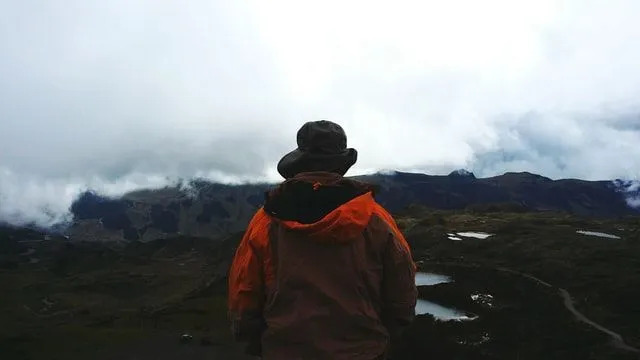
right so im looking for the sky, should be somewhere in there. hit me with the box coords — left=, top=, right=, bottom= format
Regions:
left=1, top=0, right=640, bottom=226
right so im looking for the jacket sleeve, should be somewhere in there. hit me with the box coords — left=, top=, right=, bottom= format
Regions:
left=377, top=208, right=417, bottom=358
left=228, top=210, right=270, bottom=350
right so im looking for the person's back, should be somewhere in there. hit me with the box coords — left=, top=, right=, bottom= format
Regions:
left=228, top=121, right=417, bottom=359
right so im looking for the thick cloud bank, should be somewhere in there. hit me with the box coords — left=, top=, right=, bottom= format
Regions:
left=1, top=0, right=640, bottom=226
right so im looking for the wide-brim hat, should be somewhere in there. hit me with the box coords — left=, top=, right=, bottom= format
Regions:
left=277, top=120, right=358, bottom=179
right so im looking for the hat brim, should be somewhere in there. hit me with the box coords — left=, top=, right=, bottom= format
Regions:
left=277, top=148, right=358, bottom=179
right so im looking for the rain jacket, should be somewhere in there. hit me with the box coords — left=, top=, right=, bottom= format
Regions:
left=228, top=172, right=417, bottom=360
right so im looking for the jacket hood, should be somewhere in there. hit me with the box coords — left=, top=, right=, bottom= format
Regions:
left=263, top=172, right=376, bottom=243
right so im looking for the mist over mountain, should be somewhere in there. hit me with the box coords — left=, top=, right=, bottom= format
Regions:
left=614, top=179, right=640, bottom=208
left=56, top=171, right=639, bottom=243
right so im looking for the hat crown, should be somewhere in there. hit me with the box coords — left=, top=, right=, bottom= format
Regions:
left=297, top=120, right=347, bottom=154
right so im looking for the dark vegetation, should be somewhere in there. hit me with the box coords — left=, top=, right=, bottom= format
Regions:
left=405, top=269, right=608, bottom=360
left=2, top=206, right=639, bottom=359
left=150, top=206, right=179, bottom=233
left=0, top=227, right=247, bottom=359
left=396, top=207, right=640, bottom=359
left=196, top=201, right=230, bottom=223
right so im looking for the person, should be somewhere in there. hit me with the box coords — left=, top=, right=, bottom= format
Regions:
left=228, top=120, right=417, bottom=359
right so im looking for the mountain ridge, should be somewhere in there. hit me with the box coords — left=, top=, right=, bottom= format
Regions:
left=63, top=170, right=639, bottom=242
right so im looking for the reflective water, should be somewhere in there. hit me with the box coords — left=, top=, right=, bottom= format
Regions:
left=415, top=272, right=452, bottom=286
left=415, top=300, right=476, bottom=321
left=457, top=232, right=493, bottom=239
left=414, top=272, right=476, bottom=321
left=576, top=230, right=620, bottom=239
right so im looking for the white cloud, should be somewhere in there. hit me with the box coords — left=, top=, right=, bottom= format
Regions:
left=1, top=0, right=640, bottom=226
left=613, top=180, right=640, bottom=209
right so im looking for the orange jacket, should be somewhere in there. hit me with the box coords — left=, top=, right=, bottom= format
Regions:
left=228, top=172, right=417, bottom=359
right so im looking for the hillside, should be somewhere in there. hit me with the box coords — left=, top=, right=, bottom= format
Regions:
left=67, top=171, right=639, bottom=243
left=1, top=209, right=639, bottom=359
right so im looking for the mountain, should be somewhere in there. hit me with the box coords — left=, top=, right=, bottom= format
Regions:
left=362, top=171, right=636, bottom=216
left=66, top=171, right=639, bottom=242
left=69, top=181, right=267, bottom=242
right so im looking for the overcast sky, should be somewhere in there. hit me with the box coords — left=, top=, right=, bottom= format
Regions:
left=2, top=0, right=640, bottom=226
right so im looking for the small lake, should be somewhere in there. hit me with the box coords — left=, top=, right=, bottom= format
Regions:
left=576, top=230, right=621, bottom=239
left=447, top=232, right=493, bottom=240
left=415, top=272, right=452, bottom=286
left=456, top=232, right=493, bottom=239
left=414, top=272, right=476, bottom=321
left=416, top=300, right=476, bottom=321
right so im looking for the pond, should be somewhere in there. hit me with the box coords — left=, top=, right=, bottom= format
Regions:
left=576, top=230, right=620, bottom=239
left=415, top=272, right=452, bottom=286
left=415, top=299, right=477, bottom=321
left=456, top=232, right=493, bottom=239
left=414, top=272, right=477, bottom=321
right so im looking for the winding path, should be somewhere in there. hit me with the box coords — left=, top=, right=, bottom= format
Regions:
left=558, top=289, right=639, bottom=353
left=433, top=263, right=640, bottom=353
left=494, top=266, right=639, bottom=352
